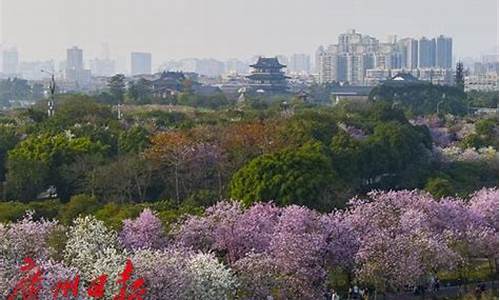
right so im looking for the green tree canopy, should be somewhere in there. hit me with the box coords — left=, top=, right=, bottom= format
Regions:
left=229, top=142, right=338, bottom=210
left=369, top=84, right=467, bottom=116
left=108, top=74, right=126, bottom=104
left=0, top=125, right=19, bottom=181
left=6, top=133, right=107, bottom=201
left=127, top=78, right=153, bottom=104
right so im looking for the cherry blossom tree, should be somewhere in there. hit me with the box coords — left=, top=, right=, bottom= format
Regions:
left=119, top=209, right=167, bottom=251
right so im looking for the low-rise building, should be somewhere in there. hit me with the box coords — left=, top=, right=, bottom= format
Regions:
left=465, top=74, right=499, bottom=91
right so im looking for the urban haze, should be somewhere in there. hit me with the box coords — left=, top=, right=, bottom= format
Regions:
left=1, top=0, right=498, bottom=66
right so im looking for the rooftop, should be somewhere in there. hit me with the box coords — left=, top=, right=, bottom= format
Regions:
left=250, top=57, right=287, bottom=69
left=390, top=72, right=419, bottom=81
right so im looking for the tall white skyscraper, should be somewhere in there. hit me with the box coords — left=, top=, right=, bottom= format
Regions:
left=315, top=46, right=325, bottom=74
left=318, top=45, right=338, bottom=84
left=131, top=52, right=152, bottom=76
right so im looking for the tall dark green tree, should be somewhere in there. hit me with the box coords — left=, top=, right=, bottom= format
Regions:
left=229, top=142, right=340, bottom=210
left=455, top=61, right=465, bottom=92
left=127, top=78, right=153, bottom=104
left=6, top=134, right=107, bottom=201
left=108, top=74, right=126, bottom=104
left=0, top=126, right=19, bottom=182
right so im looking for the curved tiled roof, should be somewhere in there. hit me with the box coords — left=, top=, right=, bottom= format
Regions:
left=250, top=57, right=286, bottom=69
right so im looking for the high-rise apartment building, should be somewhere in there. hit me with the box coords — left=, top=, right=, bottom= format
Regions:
left=289, top=54, right=311, bottom=74
left=317, top=31, right=453, bottom=86
left=418, top=37, right=436, bottom=68
left=318, top=30, right=383, bottom=84
left=315, top=46, right=325, bottom=74
left=318, top=45, right=338, bottom=83
left=66, top=47, right=83, bottom=71
left=65, top=46, right=91, bottom=87
left=398, top=38, right=418, bottom=69
left=435, top=35, right=453, bottom=69
left=131, top=52, right=152, bottom=76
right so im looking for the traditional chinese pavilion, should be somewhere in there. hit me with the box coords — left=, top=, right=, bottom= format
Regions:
left=247, top=57, right=289, bottom=93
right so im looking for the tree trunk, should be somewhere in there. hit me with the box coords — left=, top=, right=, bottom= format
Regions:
left=174, top=164, right=180, bottom=204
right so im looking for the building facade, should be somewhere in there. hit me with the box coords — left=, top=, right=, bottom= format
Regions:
left=131, top=52, right=152, bottom=76
left=418, top=37, right=436, bottom=68
left=465, top=74, right=499, bottom=91
left=2, top=47, right=19, bottom=76
left=66, top=47, right=83, bottom=71
left=435, top=35, right=453, bottom=69
left=65, top=46, right=91, bottom=87
left=317, top=30, right=453, bottom=86
left=398, top=38, right=418, bottom=69
left=289, top=54, right=311, bottom=75
left=247, top=57, right=289, bottom=93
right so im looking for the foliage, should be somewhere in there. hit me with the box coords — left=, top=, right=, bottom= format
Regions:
left=178, top=91, right=231, bottom=109
left=425, top=177, right=455, bottom=198
left=5, top=133, right=106, bottom=201
left=128, top=78, right=153, bottom=104
left=0, top=92, right=494, bottom=211
left=0, top=188, right=497, bottom=298
left=63, top=215, right=125, bottom=281
left=230, top=142, right=338, bottom=209
left=147, top=130, right=224, bottom=203
left=131, top=248, right=193, bottom=299
left=118, top=125, right=150, bottom=154
left=0, top=125, right=19, bottom=181
left=108, top=74, right=126, bottom=104
left=0, top=78, right=36, bottom=106
left=94, top=202, right=143, bottom=230
left=59, top=194, right=100, bottom=225
left=467, top=90, right=499, bottom=108
left=437, top=160, right=498, bottom=197
left=87, top=155, right=154, bottom=203
left=345, top=190, right=460, bottom=291
left=0, top=212, right=58, bottom=264
left=461, top=118, right=498, bottom=150
left=187, top=252, right=238, bottom=299
left=119, top=209, right=167, bottom=251
left=38, top=94, right=114, bottom=128
left=468, top=188, right=499, bottom=262
left=455, top=62, right=465, bottom=92
left=369, top=84, right=467, bottom=116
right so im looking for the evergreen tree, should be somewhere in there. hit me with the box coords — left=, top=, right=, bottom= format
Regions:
left=455, top=61, right=465, bottom=92
left=108, top=74, right=126, bottom=104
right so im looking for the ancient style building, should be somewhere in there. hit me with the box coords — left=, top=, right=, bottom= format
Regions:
left=247, top=57, right=289, bottom=93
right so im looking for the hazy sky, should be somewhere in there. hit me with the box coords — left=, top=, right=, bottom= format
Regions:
left=1, top=0, right=498, bottom=66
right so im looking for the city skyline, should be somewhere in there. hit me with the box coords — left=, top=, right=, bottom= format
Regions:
left=0, top=31, right=492, bottom=74
left=0, top=0, right=498, bottom=64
